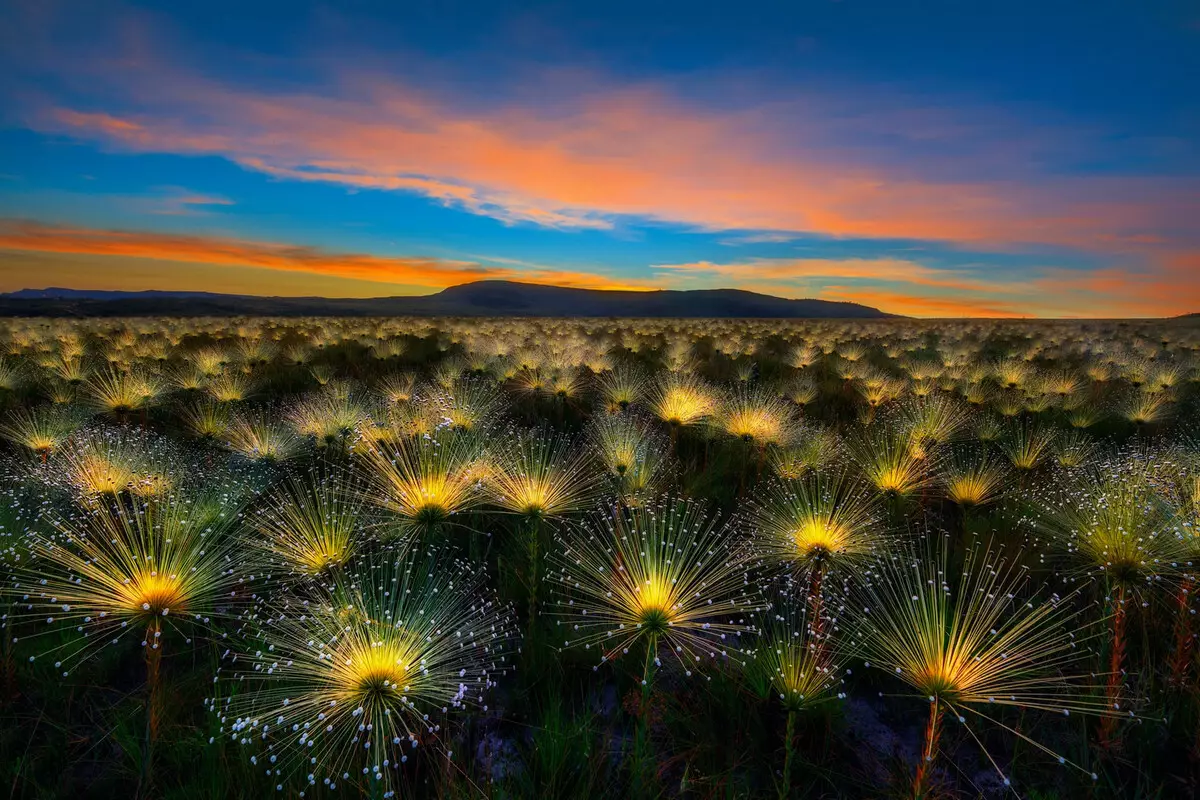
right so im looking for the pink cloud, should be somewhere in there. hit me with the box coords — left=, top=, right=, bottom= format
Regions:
left=26, top=60, right=1197, bottom=252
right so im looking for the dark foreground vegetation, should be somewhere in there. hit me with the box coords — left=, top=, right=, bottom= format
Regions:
left=1, top=315, right=1198, bottom=799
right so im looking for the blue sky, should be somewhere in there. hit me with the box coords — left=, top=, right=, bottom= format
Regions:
left=0, top=0, right=1197, bottom=315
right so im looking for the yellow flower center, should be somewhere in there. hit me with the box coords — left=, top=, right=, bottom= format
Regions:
left=793, top=518, right=849, bottom=556
left=122, top=573, right=187, bottom=614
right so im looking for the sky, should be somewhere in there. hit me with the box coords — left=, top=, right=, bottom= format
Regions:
left=0, top=1, right=1198, bottom=317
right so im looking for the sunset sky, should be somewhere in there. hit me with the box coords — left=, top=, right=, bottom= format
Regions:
left=0, top=1, right=1197, bottom=317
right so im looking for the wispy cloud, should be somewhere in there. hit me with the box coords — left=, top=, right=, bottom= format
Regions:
left=148, top=187, right=235, bottom=216
left=652, top=257, right=1005, bottom=293
left=3, top=10, right=1196, bottom=317
left=23, top=53, right=1198, bottom=255
left=649, top=255, right=1200, bottom=317
left=717, top=232, right=802, bottom=246
left=0, top=219, right=651, bottom=291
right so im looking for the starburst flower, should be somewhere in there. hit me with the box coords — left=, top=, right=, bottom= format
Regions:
left=488, top=429, right=601, bottom=520
left=433, top=378, right=507, bottom=432
left=548, top=497, right=759, bottom=675
left=1123, top=390, right=1173, bottom=426
left=1034, top=455, right=1183, bottom=738
left=252, top=468, right=368, bottom=577
left=850, top=428, right=939, bottom=498
left=206, top=371, right=255, bottom=403
left=0, top=406, right=79, bottom=459
left=85, top=367, right=164, bottom=415
left=56, top=426, right=175, bottom=501
left=647, top=373, right=717, bottom=429
left=753, top=588, right=848, bottom=713
left=6, top=490, right=251, bottom=672
left=224, top=411, right=301, bottom=463
left=1052, top=429, right=1098, bottom=469
left=853, top=536, right=1119, bottom=794
left=1000, top=421, right=1058, bottom=472
left=898, top=395, right=972, bottom=453
left=361, top=429, right=487, bottom=536
left=594, top=363, right=648, bottom=411
left=288, top=388, right=367, bottom=448
left=767, top=425, right=841, bottom=480
left=178, top=400, right=231, bottom=443
left=588, top=413, right=670, bottom=503
left=0, top=357, right=24, bottom=392
left=212, top=548, right=516, bottom=797
left=714, top=386, right=797, bottom=447
left=993, top=358, right=1030, bottom=390
left=940, top=450, right=1009, bottom=509
left=376, top=372, right=416, bottom=405
left=48, top=354, right=89, bottom=386
left=781, top=375, right=819, bottom=408
left=751, top=585, right=850, bottom=796
left=750, top=473, right=883, bottom=578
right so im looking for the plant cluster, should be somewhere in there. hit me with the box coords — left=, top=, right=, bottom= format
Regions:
left=1, top=314, right=1199, bottom=798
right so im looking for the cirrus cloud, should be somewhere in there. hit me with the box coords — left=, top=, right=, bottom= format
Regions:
left=0, top=219, right=651, bottom=292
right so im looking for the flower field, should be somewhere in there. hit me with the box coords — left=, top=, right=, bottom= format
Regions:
left=1, top=315, right=1198, bottom=798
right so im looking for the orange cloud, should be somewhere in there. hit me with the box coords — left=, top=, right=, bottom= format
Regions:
left=817, top=287, right=1025, bottom=318
left=651, top=257, right=1037, bottom=317
left=652, top=255, right=1200, bottom=317
left=0, top=220, right=651, bottom=292
left=4, top=220, right=1193, bottom=316
left=654, top=258, right=1005, bottom=293
left=1028, top=256, right=1200, bottom=317
left=31, top=69, right=1199, bottom=249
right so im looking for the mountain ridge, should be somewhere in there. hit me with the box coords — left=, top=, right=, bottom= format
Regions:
left=0, top=280, right=895, bottom=318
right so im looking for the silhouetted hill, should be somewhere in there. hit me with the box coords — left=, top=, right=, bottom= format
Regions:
left=0, top=280, right=893, bottom=318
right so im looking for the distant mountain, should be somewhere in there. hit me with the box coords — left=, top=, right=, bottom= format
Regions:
left=0, top=280, right=894, bottom=318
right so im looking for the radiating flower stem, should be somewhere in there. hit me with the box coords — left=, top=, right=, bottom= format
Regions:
left=780, top=707, right=797, bottom=800
left=913, top=698, right=943, bottom=799
left=1101, top=584, right=1127, bottom=748
left=1170, top=579, right=1194, bottom=687
left=636, top=634, right=658, bottom=798
left=138, top=620, right=163, bottom=800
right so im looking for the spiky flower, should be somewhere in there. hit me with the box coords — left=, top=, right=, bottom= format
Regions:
left=941, top=450, right=1008, bottom=509
left=853, top=537, right=1117, bottom=792
left=1000, top=422, right=1058, bottom=471
left=224, top=411, right=301, bottom=463
left=1123, top=391, right=1173, bottom=426
left=86, top=367, right=163, bottom=415
left=548, top=498, right=759, bottom=674
left=288, top=388, right=367, bottom=447
left=5, top=492, right=250, bottom=671
left=178, top=400, right=230, bottom=442
left=647, top=373, right=717, bottom=429
left=1036, top=457, right=1181, bottom=591
left=594, top=363, right=648, bottom=411
left=433, top=378, right=507, bottom=432
left=213, top=548, right=516, bottom=796
left=56, top=427, right=175, bottom=501
left=768, top=425, right=841, bottom=480
left=715, top=386, right=796, bottom=447
left=753, top=589, right=848, bottom=713
left=0, top=406, right=79, bottom=458
left=1052, top=429, right=1098, bottom=469
left=252, top=468, right=367, bottom=576
left=376, top=372, right=416, bottom=405
left=899, top=395, right=971, bottom=454
left=750, top=473, right=883, bottom=577
left=850, top=428, right=938, bottom=498
left=589, top=413, right=670, bottom=502
left=487, top=430, right=601, bottom=519
left=0, top=357, right=24, bottom=391
left=362, top=429, right=487, bottom=535
left=206, top=371, right=255, bottom=403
